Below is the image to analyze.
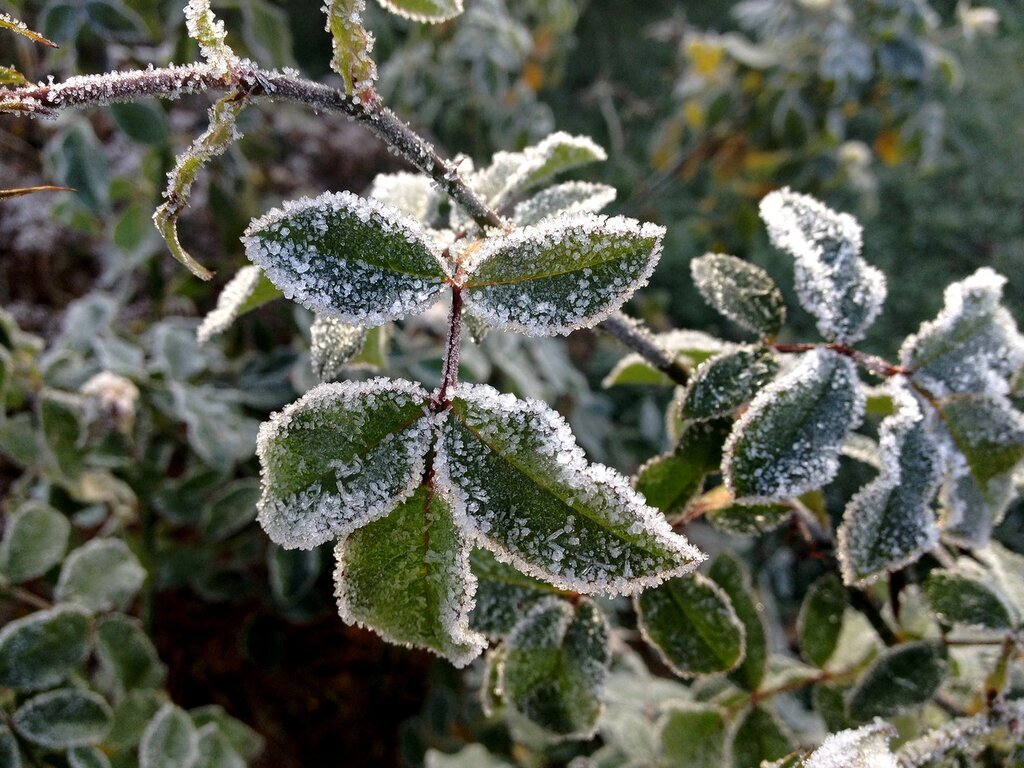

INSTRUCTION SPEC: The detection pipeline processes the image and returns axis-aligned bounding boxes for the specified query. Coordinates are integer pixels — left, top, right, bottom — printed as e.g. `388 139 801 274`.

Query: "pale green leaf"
349 323 390 368
0 605 90 690
68 747 112 768
377 0 463 23
335 485 487 665
657 703 728 768
56 538 146 612
439 383 704 595
922 569 1016 630
105 691 164 751
798 573 846 667
0 65 28 86
731 705 794 768
501 597 610 739
469 549 560 638
243 191 448 326
140 704 199 768
197 266 282 343
803 721 897 768
602 330 731 388
310 315 368 382
724 349 864 501
189 706 263 762
41 388 87 479
690 253 786 337
195 724 245 768
324 0 377 95
463 214 664 336
680 345 778 421
95 614 167 695
759 189 886 344
426 745 514 768
184 0 237 74
512 182 617 227
635 573 745 676
837 383 943 586
12 690 111 749
634 418 731 515
846 641 947 722
256 379 434 549
708 553 767 691
0 500 70 583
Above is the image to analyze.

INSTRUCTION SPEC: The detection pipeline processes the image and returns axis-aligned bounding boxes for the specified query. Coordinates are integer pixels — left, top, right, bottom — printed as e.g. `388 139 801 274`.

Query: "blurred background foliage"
1 0 1022 765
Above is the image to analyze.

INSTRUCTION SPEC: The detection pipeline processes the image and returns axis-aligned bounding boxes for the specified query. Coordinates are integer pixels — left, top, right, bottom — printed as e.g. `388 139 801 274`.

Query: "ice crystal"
463 214 664 336
309 315 368 381
512 182 617 227
242 191 448 326
804 720 898 768
184 0 238 77
760 188 886 343
197 266 280 343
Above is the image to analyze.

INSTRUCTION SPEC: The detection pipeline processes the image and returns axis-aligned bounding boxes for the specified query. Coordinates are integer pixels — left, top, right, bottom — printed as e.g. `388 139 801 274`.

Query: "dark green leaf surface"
690 254 786 337
0 605 91 690
0 500 70 583
469 549 560 638
658 703 728 767
12 689 112 748
635 573 745 676
708 553 767 691
95 614 167 694
634 418 731 516
334 485 486 666
731 705 794 768
846 641 947 721
680 346 778 421
923 570 1016 630
798 574 846 667
706 500 792 535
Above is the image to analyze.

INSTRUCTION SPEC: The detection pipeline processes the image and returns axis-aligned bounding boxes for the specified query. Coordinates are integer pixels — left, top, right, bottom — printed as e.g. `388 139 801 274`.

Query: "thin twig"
0 583 52 610
597 312 690 386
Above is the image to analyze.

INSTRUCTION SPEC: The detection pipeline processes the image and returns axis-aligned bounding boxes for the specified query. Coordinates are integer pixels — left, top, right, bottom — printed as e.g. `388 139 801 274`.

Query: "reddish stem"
434 286 463 409
771 341 911 378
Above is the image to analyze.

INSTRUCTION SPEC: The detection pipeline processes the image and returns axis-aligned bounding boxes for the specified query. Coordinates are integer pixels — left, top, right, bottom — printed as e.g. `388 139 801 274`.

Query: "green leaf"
47 122 110 216
56 538 146 612
708 553 767 691
922 569 1016 630
846 641 947 722
256 379 434 549
690 254 786 337
109 101 168 145
106 691 164 750
167 384 259 467
635 573 745 676
350 324 390 369
194 724 245 768
901 268 1024 397
977 543 1024 623
268 546 321 606
680 346 778 421
759 189 885 344
84 0 147 41
798 574 846 667
197 267 282 344
0 605 91 690
377 0 463 23
657 703 728 767
512 182 616 227
463 214 664 336
724 349 863 501
324 0 376 95
602 330 731 388
68 746 113 768
140 704 199 768
803 721 897 768
634 418 731 515
731 705 794 768
440 383 704 595
309 316 368 382
40 388 87 478
0 500 70 583
705 500 792 535
202 479 260 541
469 549 559 638
838 384 943 585
0 65 27 87
12 689 112 748
95 615 167 694
0 727 21 768
334 485 486 666
426 745 514 768
501 597 610 739
189 706 263 762
243 191 448 325
0 12 59 46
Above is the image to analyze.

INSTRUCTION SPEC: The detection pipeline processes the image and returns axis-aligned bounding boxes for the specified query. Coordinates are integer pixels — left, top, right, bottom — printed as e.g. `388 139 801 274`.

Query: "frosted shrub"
1 2 1022 767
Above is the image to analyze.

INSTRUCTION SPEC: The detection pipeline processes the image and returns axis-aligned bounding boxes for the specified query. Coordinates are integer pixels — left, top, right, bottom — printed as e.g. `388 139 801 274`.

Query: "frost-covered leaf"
798 573 846 667
976 543 1024 622
657 703 728 767
634 419 731 515
837 383 943 586
759 189 886 343
602 330 731 388
189 706 263 762
501 597 610 739
846 641 947 722
0 500 70 583
197 266 282 343
690 254 786 337
512 182 617 227
95 615 167 694
680 346 778 421
334 484 486 666
922 569 1016 630
708 553 766 691
724 349 864 501
463 214 663 336
940 394 1024 547
12 689 111 748
369 172 440 224
705 498 792 535
377 0 463 24
803 721 898 768
309 315 368 381
56 538 146 612
0 605 90 690
243 191 448 326
635 573 745 676
41 389 87 478
324 0 376 95
731 705 794 768
0 65 27 86
202 479 260 541
140 704 199 768
68 746 112 768
195 724 245 768
184 0 237 75
256 379 434 549
426 745 514 768
901 268 1024 398
0 12 58 47
438 384 704 595
469 549 559 638
350 324 390 368
268 546 321 605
